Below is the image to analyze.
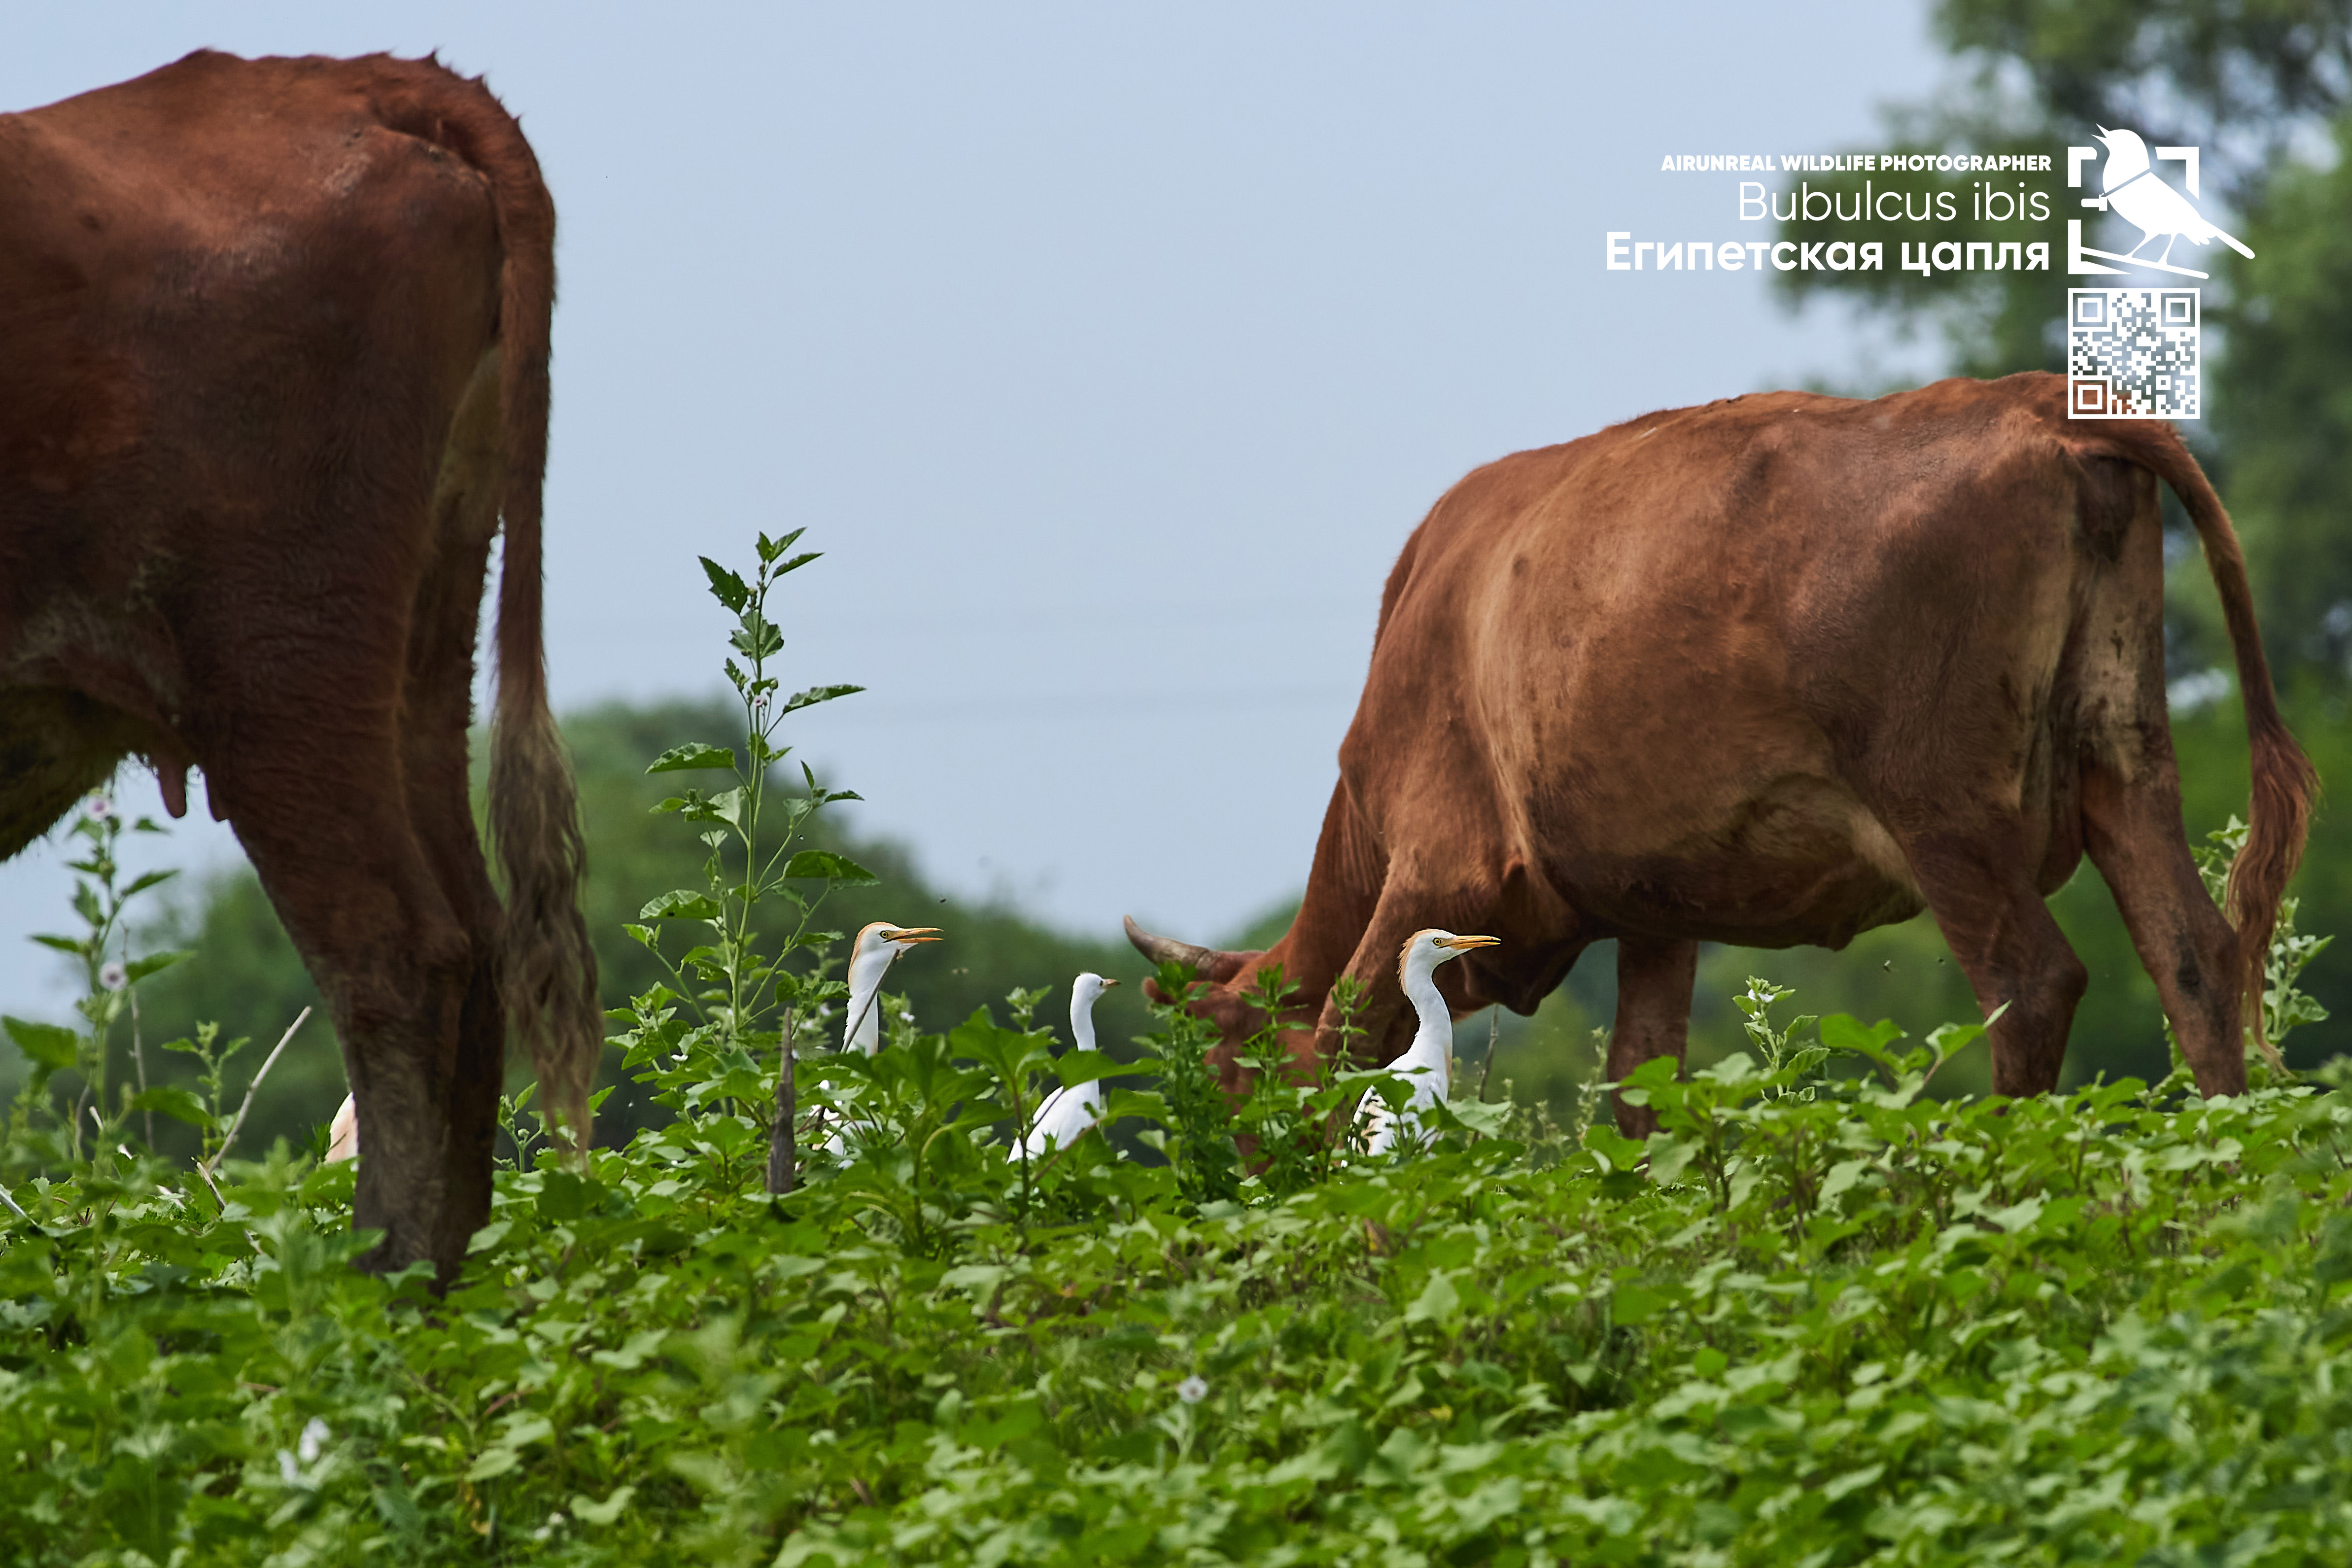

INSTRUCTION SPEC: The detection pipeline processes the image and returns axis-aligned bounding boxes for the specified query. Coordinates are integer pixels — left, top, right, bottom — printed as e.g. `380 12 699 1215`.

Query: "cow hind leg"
1607 937 1696 1139
396 401 514 1273
210 723 481 1279
1899 829 2088 1097
2081 762 2244 1096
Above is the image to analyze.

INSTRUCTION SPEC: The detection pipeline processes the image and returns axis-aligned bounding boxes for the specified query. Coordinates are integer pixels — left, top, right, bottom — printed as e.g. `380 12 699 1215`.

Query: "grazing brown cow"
1128 374 2316 1132
0 52 600 1276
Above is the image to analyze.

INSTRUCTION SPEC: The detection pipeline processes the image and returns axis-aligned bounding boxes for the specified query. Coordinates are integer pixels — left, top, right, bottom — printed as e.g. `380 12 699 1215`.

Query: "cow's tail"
2072 415 2317 1064
384 62 601 1151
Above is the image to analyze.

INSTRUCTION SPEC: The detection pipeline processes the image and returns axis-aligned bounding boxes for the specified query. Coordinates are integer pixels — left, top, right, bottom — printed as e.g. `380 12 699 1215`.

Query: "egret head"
1071 971 1121 1011
849 921 942 985
1397 928 1501 987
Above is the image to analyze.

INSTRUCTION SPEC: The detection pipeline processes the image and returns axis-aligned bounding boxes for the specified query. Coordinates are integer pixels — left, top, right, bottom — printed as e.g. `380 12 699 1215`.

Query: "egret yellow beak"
1101 977 1122 988
1435 934 1501 951
888 928 943 944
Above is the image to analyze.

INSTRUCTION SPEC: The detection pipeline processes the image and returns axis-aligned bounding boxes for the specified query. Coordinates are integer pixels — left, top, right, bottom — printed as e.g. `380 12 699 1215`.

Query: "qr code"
2068 288 2200 419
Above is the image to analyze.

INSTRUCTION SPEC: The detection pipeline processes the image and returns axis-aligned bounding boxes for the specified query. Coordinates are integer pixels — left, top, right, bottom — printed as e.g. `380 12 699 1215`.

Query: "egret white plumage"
1357 929 1499 1155
841 922 942 1054
326 1094 358 1163
1018 972 1119 1160
821 921 941 1157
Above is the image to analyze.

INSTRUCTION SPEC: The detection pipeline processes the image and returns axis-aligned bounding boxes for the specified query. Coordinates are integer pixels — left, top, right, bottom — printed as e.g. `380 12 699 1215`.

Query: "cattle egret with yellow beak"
842 922 942 1054
823 921 941 1157
1358 929 1500 1155
1018 972 1119 1160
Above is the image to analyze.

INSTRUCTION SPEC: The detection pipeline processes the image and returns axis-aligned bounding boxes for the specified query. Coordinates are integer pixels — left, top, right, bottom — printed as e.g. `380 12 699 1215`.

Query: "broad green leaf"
1443 1096 1512 1137
571 1486 637 1527
1050 1050 1126 1089
2 1016 79 1070
1822 1463 1886 1503
463 1446 522 1482
1819 1157 1874 1205
127 1086 211 1128
698 556 751 612
1820 1013 1906 1060
782 850 879 886
755 525 806 563
778 682 863 716
1612 1284 1669 1325
647 742 738 774
729 615 784 661
1403 1270 1462 1328
126 948 195 984
1584 1122 1647 1174
537 1170 599 1221
1647 1133 1699 1185
639 889 725 921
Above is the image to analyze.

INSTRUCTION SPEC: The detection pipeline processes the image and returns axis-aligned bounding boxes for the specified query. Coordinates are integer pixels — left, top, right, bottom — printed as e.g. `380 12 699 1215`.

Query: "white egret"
1357 929 1500 1155
327 1094 358 1163
822 921 941 1156
840 922 942 1054
1018 972 1119 1160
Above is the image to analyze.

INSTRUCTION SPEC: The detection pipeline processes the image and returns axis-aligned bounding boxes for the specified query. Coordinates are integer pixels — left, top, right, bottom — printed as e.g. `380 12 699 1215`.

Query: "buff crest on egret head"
841 922 942 1055
822 921 942 1158
1357 929 1500 1156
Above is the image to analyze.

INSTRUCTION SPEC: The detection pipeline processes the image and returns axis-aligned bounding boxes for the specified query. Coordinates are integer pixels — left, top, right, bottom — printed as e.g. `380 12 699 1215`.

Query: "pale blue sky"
2 2 1950 1010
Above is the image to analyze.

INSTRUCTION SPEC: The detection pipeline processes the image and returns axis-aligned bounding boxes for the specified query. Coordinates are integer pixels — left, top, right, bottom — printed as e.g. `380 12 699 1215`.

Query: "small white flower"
1176 1375 1209 1405
898 1010 915 1025
85 795 114 822
277 1449 299 1484
99 962 128 993
298 1418 329 1463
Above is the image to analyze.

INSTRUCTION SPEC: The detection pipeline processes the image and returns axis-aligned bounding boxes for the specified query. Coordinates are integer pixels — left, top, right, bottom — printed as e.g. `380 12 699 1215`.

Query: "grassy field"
4 989 2351 1565
3 539 2348 1565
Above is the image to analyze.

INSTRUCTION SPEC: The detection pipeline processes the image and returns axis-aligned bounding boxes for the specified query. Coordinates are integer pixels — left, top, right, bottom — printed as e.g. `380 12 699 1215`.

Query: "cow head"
1122 914 1330 1087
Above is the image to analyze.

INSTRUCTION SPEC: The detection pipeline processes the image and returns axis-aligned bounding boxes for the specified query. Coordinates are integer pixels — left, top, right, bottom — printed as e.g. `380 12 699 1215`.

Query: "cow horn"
1123 914 1225 972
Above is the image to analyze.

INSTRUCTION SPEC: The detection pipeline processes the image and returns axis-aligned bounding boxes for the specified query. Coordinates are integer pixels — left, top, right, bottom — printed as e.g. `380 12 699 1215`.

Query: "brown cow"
0 52 600 1276
1128 374 2316 1132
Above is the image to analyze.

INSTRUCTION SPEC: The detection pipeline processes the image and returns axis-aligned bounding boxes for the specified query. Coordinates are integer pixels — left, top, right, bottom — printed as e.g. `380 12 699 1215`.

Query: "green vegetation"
4 532 2349 1564
6 943 2352 1561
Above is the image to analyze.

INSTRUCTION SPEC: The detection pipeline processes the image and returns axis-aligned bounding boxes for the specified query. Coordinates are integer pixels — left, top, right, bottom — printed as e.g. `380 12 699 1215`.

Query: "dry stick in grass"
126 932 154 1148
781 1010 809 1194
204 1006 311 1175
1475 1007 1500 1104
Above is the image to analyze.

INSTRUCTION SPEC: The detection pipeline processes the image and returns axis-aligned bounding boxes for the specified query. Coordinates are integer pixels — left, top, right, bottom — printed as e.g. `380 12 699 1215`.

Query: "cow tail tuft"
388 65 601 1152
2075 413 2318 1065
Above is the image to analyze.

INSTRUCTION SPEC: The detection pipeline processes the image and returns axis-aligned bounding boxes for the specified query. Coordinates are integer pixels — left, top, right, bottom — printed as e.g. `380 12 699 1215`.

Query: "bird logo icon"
2069 129 2253 279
